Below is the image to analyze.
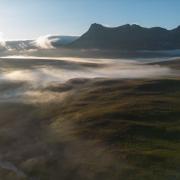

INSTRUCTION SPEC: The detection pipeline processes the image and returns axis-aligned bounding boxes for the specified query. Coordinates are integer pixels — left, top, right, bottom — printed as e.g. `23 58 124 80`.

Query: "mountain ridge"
69 23 180 50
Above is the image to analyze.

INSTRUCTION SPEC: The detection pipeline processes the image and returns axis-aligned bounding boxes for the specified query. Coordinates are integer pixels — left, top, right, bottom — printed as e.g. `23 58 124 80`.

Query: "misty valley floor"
0 57 180 180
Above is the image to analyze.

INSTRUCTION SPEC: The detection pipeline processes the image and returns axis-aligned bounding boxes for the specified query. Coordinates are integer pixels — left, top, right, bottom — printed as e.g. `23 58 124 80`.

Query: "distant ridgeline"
69 23 180 50
3 24 180 51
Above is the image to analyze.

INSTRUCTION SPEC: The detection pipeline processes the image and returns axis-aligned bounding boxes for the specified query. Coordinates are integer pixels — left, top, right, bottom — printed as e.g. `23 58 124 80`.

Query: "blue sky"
0 0 180 40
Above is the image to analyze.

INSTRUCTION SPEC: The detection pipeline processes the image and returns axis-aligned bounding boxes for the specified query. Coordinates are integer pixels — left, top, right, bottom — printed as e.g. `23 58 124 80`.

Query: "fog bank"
0 56 178 102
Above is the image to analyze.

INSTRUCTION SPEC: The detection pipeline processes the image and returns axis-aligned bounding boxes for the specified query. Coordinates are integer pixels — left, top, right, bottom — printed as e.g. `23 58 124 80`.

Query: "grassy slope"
0 78 180 179
57 79 180 179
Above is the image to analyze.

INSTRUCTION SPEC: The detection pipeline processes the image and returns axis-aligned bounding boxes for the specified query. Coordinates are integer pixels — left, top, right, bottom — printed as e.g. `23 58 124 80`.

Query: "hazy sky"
0 0 180 40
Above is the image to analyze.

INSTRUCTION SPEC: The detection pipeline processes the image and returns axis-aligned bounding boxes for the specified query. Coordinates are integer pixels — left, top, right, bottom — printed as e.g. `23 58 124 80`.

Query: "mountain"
4 24 180 52
70 23 180 50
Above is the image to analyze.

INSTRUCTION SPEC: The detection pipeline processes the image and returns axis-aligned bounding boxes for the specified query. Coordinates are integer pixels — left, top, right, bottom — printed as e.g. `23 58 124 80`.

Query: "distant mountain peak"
89 23 105 32
131 24 142 28
89 23 146 32
70 23 180 50
176 25 180 30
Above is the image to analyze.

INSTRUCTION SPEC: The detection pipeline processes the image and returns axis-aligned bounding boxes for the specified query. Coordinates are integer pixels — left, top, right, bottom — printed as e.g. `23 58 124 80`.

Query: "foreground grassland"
0 78 180 180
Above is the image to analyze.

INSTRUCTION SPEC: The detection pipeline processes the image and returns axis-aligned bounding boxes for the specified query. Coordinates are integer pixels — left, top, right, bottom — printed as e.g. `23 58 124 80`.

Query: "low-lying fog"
0 56 178 103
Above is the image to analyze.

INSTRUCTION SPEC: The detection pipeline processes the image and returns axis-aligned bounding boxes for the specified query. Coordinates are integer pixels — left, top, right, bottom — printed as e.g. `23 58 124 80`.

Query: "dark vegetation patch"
136 79 180 93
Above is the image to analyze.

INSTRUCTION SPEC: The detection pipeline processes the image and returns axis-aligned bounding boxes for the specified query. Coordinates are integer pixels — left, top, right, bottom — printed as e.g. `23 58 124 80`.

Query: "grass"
0 78 180 179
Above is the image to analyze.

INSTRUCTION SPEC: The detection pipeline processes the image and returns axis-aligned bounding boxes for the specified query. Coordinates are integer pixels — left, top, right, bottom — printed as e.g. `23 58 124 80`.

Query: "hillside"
0 77 180 180
70 23 180 50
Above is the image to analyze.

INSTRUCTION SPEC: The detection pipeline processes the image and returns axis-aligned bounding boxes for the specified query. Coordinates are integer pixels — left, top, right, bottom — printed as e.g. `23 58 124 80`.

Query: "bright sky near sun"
0 0 180 40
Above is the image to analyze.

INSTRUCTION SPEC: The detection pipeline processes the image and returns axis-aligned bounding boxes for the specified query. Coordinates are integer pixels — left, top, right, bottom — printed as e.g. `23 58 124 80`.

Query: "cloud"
0 57 175 85
0 32 6 48
0 57 177 103
33 35 56 49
